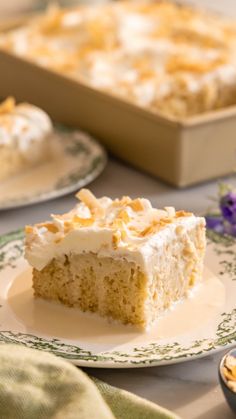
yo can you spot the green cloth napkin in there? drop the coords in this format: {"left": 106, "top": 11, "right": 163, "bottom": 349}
{"left": 0, "top": 344, "right": 180, "bottom": 419}
{"left": 95, "top": 379, "right": 179, "bottom": 419}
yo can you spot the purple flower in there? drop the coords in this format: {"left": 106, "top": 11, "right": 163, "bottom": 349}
{"left": 220, "top": 192, "right": 236, "bottom": 225}
{"left": 205, "top": 215, "right": 224, "bottom": 233}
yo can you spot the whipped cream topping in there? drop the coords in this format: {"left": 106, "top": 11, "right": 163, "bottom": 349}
{"left": 25, "top": 189, "right": 205, "bottom": 272}
{"left": 0, "top": 97, "right": 52, "bottom": 161}
{"left": 1, "top": 1, "right": 236, "bottom": 117}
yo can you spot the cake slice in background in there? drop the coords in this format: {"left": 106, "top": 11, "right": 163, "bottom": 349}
{"left": 0, "top": 97, "right": 52, "bottom": 181}
{"left": 25, "top": 189, "right": 206, "bottom": 329}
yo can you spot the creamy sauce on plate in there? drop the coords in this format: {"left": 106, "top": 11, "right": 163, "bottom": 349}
{"left": 7, "top": 267, "right": 225, "bottom": 348}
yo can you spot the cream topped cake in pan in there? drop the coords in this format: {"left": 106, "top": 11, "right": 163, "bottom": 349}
{"left": 0, "top": 97, "right": 52, "bottom": 181}
{"left": 25, "top": 189, "right": 206, "bottom": 329}
{"left": 1, "top": 1, "right": 236, "bottom": 118}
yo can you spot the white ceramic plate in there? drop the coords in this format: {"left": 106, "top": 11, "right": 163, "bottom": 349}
{"left": 0, "top": 126, "right": 106, "bottom": 210}
{"left": 0, "top": 229, "right": 235, "bottom": 368}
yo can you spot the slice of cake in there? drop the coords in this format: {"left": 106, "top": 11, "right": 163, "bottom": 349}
{"left": 25, "top": 189, "right": 206, "bottom": 329}
{"left": 0, "top": 97, "right": 52, "bottom": 181}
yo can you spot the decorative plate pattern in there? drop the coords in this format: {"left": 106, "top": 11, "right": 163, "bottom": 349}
{"left": 0, "top": 126, "right": 106, "bottom": 210}
{"left": 0, "top": 229, "right": 235, "bottom": 368}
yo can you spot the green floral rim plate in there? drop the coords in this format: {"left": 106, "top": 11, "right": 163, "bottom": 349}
{"left": 0, "top": 126, "right": 107, "bottom": 210}
{"left": 0, "top": 229, "right": 235, "bottom": 368}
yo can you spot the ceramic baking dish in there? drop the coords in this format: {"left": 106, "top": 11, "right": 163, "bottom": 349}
{"left": 0, "top": 18, "right": 236, "bottom": 187}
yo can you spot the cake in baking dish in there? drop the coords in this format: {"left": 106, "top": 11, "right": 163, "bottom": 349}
{"left": 0, "top": 97, "right": 52, "bottom": 181}
{"left": 1, "top": 1, "right": 236, "bottom": 118}
{"left": 25, "top": 189, "right": 206, "bottom": 328}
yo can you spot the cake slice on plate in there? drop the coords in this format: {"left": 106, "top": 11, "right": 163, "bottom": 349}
{"left": 25, "top": 189, "right": 206, "bottom": 329}
{"left": 0, "top": 97, "right": 52, "bottom": 181}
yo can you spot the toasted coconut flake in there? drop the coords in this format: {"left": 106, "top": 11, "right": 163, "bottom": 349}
{"left": 140, "top": 221, "right": 160, "bottom": 237}
{"left": 128, "top": 199, "right": 145, "bottom": 212}
{"left": 113, "top": 196, "right": 132, "bottom": 207}
{"left": 223, "top": 354, "right": 236, "bottom": 392}
{"left": 0, "top": 97, "right": 15, "bottom": 115}
{"left": 76, "top": 188, "right": 105, "bottom": 217}
{"left": 225, "top": 355, "right": 236, "bottom": 370}
{"left": 166, "top": 55, "right": 226, "bottom": 74}
{"left": 51, "top": 213, "right": 67, "bottom": 221}
{"left": 154, "top": 209, "right": 169, "bottom": 219}
{"left": 175, "top": 210, "right": 192, "bottom": 217}
{"left": 117, "top": 209, "right": 131, "bottom": 223}
{"left": 64, "top": 221, "right": 71, "bottom": 227}
{"left": 128, "top": 225, "right": 142, "bottom": 236}
{"left": 25, "top": 225, "right": 34, "bottom": 234}
{"left": 76, "top": 188, "right": 97, "bottom": 206}
{"left": 224, "top": 355, "right": 236, "bottom": 382}
{"left": 160, "top": 218, "right": 172, "bottom": 225}
{"left": 223, "top": 366, "right": 235, "bottom": 382}
{"left": 111, "top": 218, "right": 125, "bottom": 230}
{"left": 43, "top": 223, "right": 59, "bottom": 233}
{"left": 140, "top": 226, "right": 153, "bottom": 237}
{"left": 140, "top": 217, "right": 172, "bottom": 237}
{"left": 72, "top": 215, "right": 94, "bottom": 226}
{"left": 165, "top": 206, "right": 176, "bottom": 217}
{"left": 112, "top": 231, "right": 121, "bottom": 249}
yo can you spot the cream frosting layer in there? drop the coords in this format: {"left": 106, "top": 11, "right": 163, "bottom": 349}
{"left": 0, "top": 97, "right": 52, "bottom": 161}
{"left": 1, "top": 1, "right": 236, "bottom": 117}
{"left": 25, "top": 189, "right": 205, "bottom": 273}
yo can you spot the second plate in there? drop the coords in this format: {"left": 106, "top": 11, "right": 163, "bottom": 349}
{"left": 0, "top": 126, "right": 107, "bottom": 210}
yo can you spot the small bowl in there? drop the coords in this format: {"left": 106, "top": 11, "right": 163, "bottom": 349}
{"left": 219, "top": 348, "right": 236, "bottom": 413}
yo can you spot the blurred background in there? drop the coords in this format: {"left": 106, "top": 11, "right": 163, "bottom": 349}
{"left": 1, "top": 0, "right": 236, "bottom": 18}
{"left": 0, "top": 0, "right": 106, "bottom": 18}
{"left": 0, "top": 0, "right": 107, "bottom": 18}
